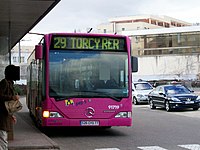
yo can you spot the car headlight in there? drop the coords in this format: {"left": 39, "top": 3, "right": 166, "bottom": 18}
{"left": 196, "top": 96, "right": 200, "bottom": 101}
{"left": 170, "top": 97, "right": 181, "bottom": 102}
{"left": 115, "top": 112, "right": 131, "bottom": 118}
{"left": 137, "top": 94, "right": 144, "bottom": 98}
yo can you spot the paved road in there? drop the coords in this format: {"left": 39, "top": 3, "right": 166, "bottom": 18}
{"left": 19, "top": 92, "right": 200, "bottom": 150}
{"left": 41, "top": 104, "right": 200, "bottom": 150}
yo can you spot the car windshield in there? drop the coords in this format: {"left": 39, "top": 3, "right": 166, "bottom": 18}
{"left": 134, "top": 83, "right": 153, "bottom": 90}
{"left": 165, "top": 86, "right": 191, "bottom": 95}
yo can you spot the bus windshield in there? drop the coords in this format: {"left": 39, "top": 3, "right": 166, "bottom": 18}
{"left": 49, "top": 50, "right": 129, "bottom": 100}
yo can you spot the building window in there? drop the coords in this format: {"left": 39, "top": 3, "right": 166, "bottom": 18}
{"left": 13, "top": 56, "right": 17, "bottom": 62}
{"left": 151, "top": 20, "right": 157, "bottom": 25}
{"left": 171, "top": 22, "right": 176, "bottom": 26}
{"left": 164, "top": 23, "right": 170, "bottom": 28}
{"left": 122, "top": 28, "right": 125, "bottom": 31}
{"left": 158, "top": 22, "right": 164, "bottom": 26}
{"left": 103, "top": 29, "right": 106, "bottom": 33}
{"left": 131, "top": 30, "right": 200, "bottom": 56}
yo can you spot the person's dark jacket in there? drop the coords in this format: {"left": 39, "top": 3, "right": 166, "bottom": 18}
{"left": 0, "top": 79, "right": 15, "bottom": 131}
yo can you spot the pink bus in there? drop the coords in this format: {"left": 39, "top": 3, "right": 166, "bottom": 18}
{"left": 27, "top": 33, "right": 138, "bottom": 128}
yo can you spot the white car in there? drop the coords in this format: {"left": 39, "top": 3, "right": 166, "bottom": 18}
{"left": 132, "top": 81, "right": 154, "bottom": 105}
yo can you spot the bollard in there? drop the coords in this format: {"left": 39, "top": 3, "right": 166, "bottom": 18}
{"left": 7, "top": 115, "right": 14, "bottom": 141}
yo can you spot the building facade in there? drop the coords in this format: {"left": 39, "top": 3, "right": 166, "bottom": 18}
{"left": 11, "top": 45, "right": 34, "bottom": 84}
{"left": 97, "top": 15, "right": 191, "bottom": 34}
{"left": 97, "top": 15, "right": 199, "bottom": 81}
{"left": 0, "top": 55, "right": 9, "bottom": 80}
{"left": 122, "top": 26, "right": 200, "bottom": 81}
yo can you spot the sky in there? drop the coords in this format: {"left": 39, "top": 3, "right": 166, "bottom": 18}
{"left": 22, "top": 0, "right": 200, "bottom": 45}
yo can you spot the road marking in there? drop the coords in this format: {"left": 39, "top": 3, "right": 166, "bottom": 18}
{"left": 137, "top": 146, "right": 167, "bottom": 150}
{"left": 178, "top": 144, "right": 200, "bottom": 149}
{"left": 95, "top": 148, "right": 120, "bottom": 150}
{"left": 95, "top": 144, "right": 200, "bottom": 150}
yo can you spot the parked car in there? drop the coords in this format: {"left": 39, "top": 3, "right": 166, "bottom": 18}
{"left": 132, "top": 81, "right": 154, "bottom": 104}
{"left": 148, "top": 84, "right": 200, "bottom": 111}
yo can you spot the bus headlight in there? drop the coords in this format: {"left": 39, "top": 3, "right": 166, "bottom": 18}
{"left": 43, "top": 111, "right": 63, "bottom": 118}
{"left": 43, "top": 111, "right": 50, "bottom": 118}
{"left": 115, "top": 112, "right": 131, "bottom": 118}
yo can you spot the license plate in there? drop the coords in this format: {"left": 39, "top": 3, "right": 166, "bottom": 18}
{"left": 80, "top": 121, "right": 99, "bottom": 126}
{"left": 185, "top": 101, "right": 194, "bottom": 104}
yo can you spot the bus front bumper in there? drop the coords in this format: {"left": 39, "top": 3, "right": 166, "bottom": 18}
{"left": 42, "top": 118, "right": 132, "bottom": 127}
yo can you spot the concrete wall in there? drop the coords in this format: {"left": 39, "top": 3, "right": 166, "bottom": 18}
{"left": 133, "top": 54, "right": 200, "bottom": 81}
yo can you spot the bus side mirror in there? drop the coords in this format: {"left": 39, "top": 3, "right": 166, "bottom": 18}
{"left": 131, "top": 56, "right": 138, "bottom": 72}
{"left": 35, "top": 44, "right": 43, "bottom": 59}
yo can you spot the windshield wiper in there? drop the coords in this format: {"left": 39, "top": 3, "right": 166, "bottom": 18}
{"left": 51, "top": 91, "right": 122, "bottom": 102}
{"left": 78, "top": 90, "right": 122, "bottom": 102}
{"left": 105, "top": 94, "right": 122, "bottom": 102}
{"left": 52, "top": 96, "right": 68, "bottom": 101}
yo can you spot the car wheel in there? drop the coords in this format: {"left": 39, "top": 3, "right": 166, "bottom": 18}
{"left": 193, "top": 107, "right": 199, "bottom": 111}
{"left": 149, "top": 99, "right": 156, "bottom": 109}
{"left": 165, "top": 101, "right": 171, "bottom": 112}
{"left": 133, "top": 97, "right": 138, "bottom": 105}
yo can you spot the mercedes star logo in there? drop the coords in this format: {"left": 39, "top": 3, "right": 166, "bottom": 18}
{"left": 85, "top": 107, "right": 95, "bottom": 118}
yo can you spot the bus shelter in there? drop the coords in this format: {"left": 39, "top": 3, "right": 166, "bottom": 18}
{"left": 0, "top": 0, "right": 60, "bottom": 140}
{"left": 0, "top": 0, "right": 60, "bottom": 79}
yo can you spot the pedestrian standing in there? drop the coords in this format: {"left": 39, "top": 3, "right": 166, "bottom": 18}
{"left": 0, "top": 65, "right": 20, "bottom": 150}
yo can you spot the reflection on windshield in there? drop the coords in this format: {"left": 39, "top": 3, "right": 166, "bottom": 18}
{"left": 165, "top": 86, "right": 191, "bottom": 95}
{"left": 134, "top": 83, "right": 153, "bottom": 90}
{"left": 49, "top": 50, "right": 129, "bottom": 100}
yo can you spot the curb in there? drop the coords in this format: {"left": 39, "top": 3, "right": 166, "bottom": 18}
{"left": 8, "top": 112, "right": 60, "bottom": 150}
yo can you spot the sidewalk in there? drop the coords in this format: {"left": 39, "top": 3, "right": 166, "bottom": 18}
{"left": 8, "top": 96, "right": 60, "bottom": 150}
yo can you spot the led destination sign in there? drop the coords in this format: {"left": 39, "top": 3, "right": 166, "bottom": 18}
{"left": 51, "top": 36, "right": 126, "bottom": 51}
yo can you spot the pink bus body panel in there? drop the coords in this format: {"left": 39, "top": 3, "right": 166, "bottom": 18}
{"left": 37, "top": 33, "right": 133, "bottom": 127}
{"left": 42, "top": 97, "right": 132, "bottom": 127}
